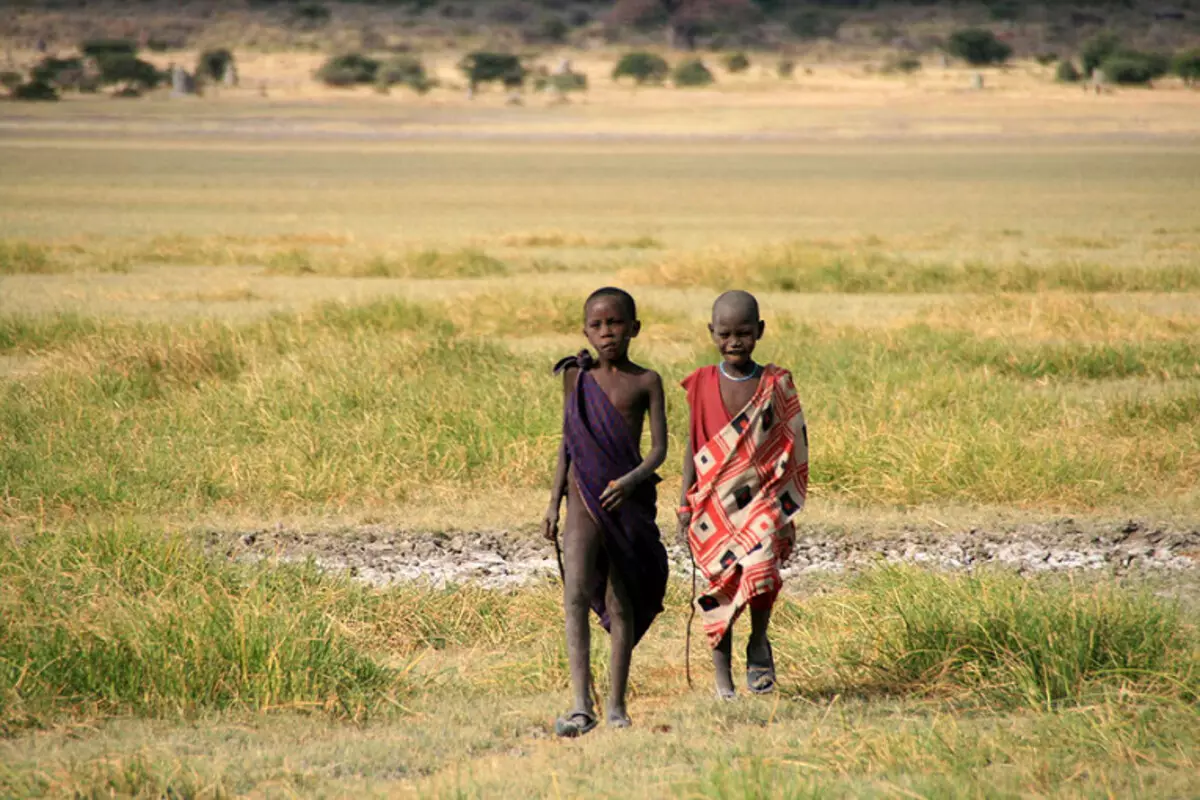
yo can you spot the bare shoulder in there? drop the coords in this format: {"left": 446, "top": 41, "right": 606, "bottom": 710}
{"left": 560, "top": 364, "right": 579, "bottom": 392}
{"left": 629, "top": 363, "right": 663, "bottom": 394}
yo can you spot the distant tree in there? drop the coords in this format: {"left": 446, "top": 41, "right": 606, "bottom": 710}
{"left": 196, "top": 48, "right": 235, "bottom": 83}
{"left": 610, "top": 0, "right": 761, "bottom": 51}
{"left": 612, "top": 51, "right": 670, "bottom": 84}
{"left": 459, "top": 52, "right": 526, "bottom": 92}
{"left": 946, "top": 28, "right": 1012, "bottom": 66}
{"left": 1172, "top": 49, "right": 1200, "bottom": 85}
{"left": 1100, "top": 51, "right": 1170, "bottom": 86}
{"left": 1081, "top": 32, "right": 1121, "bottom": 77}
{"left": 80, "top": 39, "right": 137, "bottom": 59}
{"left": 672, "top": 58, "right": 715, "bottom": 86}
{"left": 316, "top": 53, "right": 380, "bottom": 87}
{"left": 787, "top": 9, "right": 842, "bottom": 40}
{"left": 724, "top": 52, "right": 750, "bottom": 73}
{"left": 96, "top": 54, "right": 164, "bottom": 95}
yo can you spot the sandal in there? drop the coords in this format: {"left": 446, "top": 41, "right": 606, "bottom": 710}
{"left": 554, "top": 710, "right": 598, "bottom": 738}
{"left": 746, "top": 641, "right": 776, "bottom": 695}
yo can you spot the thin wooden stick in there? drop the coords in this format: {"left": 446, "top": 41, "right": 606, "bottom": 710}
{"left": 686, "top": 545, "right": 697, "bottom": 689}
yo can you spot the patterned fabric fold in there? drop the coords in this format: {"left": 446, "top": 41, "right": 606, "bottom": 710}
{"left": 555, "top": 352, "right": 668, "bottom": 645}
{"left": 683, "top": 365, "right": 808, "bottom": 647}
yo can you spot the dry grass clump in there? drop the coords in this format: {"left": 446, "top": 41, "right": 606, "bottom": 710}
{"left": 629, "top": 243, "right": 1200, "bottom": 294}
{"left": 497, "top": 231, "right": 663, "bottom": 250}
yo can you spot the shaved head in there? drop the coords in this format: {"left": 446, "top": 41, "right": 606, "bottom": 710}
{"left": 712, "top": 290, "right": 760, "bottom": 324}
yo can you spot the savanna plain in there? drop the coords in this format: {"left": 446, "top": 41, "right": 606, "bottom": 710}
{"left": 2, "top": 76, "right": 1200, "bottom": 798}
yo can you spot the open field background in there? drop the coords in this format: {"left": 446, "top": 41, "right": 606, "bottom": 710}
{"left": 3, "top": 15, "right": 1200, "bottom": 793}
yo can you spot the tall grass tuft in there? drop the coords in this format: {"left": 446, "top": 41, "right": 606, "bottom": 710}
{"left": 850, "top": 568, "right": 1192, "bottom": 708}
{"left": 0, "top": 524, "right": 404, "bottom": 731}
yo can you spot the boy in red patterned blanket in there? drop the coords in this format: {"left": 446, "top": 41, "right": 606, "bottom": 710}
{"left": 677, "top": 290, "right": 809, "bottom": 698}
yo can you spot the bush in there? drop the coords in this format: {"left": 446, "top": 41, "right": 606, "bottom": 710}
{"left": 31, "top": 56, "right": 86, "bottom": 90}
{"left": 787, "top": 10, "right": 842, "bottom": 40}
{"left": 1081, "top": 32, "right": 1121, "bottom": 76}
{"left": 524, "top": 14, "right": 569, "bottom": 43}
{"left": 946, "top": 28, "right": 1012, "bottom": 66}
{"left": 376, "top": 55, "right": 433, "bottom": 94}
{"left": 1056, "top": 60, "right": 1081, "bottom": 83}
{"left": 0, "top": 71, "right": 24, "bottom": 92}
{"left": 883, "top": 54, "right": 921, "bottom": 74}
{"left": 1175, "top": 49, "right": 1200, "bottom": 84}
{"left": 96, "top": 55, "right": 164, "bottom": 93}
{"left": 612, "top": 51, "right": 669, "bottom": 85}
{"left": 80, "top": 38, "right": 137, "bottom": 59}
{"left": 316, "top": 53, "right": 380, "bottom": 87}
{"left": 777, "top": 58, "right": 795, "bottom": 78}
{"left": 1035, "top": 52, "right": 1059, "bottom": 66}
{"left": 673, "top": 59, "right": 715, "bottom": 87}
{"left": 196, "top": 48, "right": 235, "bottom": 83}
{"left": 292, "top": 2, "right": 332, "bottom": 28}
{"left": 724, "top": 52, "right": 750, "bottom": 73}
{"left": 1101, "top": 51, "right": 1170, "bottom": 85}
{"left": 459, "top": 52, "right": 526, "bottom": 91}
{"left": 12, "top": 80, "right": 59, "bottom": 101}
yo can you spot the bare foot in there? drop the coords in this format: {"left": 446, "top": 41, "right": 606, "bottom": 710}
{"left": 607, "top": 706, "right": 632, "bottom": 728}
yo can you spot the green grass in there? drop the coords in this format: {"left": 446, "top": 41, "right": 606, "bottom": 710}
{"left": 0, "top": 523, "right": 404, "bottom": 733}
{"left": 2, "top": 293, "right": 1197, "bottom": 518}
{"left": 1, "top": 526, "right": 1196, "bottom": 795}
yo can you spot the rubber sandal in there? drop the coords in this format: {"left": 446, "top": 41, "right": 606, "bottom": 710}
{"left": 554, "top": 710, "right": 598, "bottom": 738}
{"left": 746, "top": 641, "right": 776, "bottom": 695}
{"left": 716, "top": 686, "right": 737, "bottom": 701}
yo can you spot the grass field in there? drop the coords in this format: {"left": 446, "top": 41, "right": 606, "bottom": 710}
{"left": 2, "top": 87, "right": 1199, "bottom": 796}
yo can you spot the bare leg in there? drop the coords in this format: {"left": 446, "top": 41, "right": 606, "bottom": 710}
{"left": 605, "top": 559, "right": 634, "bottom": 726}
{"left": 558, "top": 479, "right": 601, "bottom": 735}
{"left": 747, "top": 604, "right": 772, "bottom": 665}
{"left": 712, "top": 626, "right": 735, "bottom": 699}
{"left": 746, "top": 602, "right": 776, "bottom": 694}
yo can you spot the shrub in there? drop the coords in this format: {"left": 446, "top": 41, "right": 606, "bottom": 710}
{"left": 787, "top": 9, "right": 842, "bottom": 40}
{"left": 96, "top": 55, "right": 164, "bottom": 93}
{"left": 524, "top": 14, "right": 569, "bottom": 43}
{"left": 31, "top": 56, "right": 86, "bottom": 90}
{"left": 316, "top": 53, "right": 380, "bottom": 87}
{"left": 1175, "top": 48, "right": 1200, "bottom": 84}
{"left": 673, "top": 58, "right": 715, "bottom": 87}
{"left": 196, "top": 48, "right": 235, "bottom": 83}
{"left": 1101, "top": 51, "right": 1169, "bottom": 85}
{"left": 291, "top": 2, "right": 332, "bottom": 28}
{"left": 459, "top": 52, "right": 526, "bottom": 91}
{"left": 376, "top": 55, "right": 433, "bottom": 94}
{"left": 1035, "top": 52, "right": 1059, "bottom": 66}
{"left": 724, "top": 52, "right": 750, "bottom": 73}
{"left": 1056, "top": 60, "right": 1081, "bottom": 82}
{"left": 1081, "top": 32, "right": 1121, "bottom": 76}
{"left": 777, "top": 58, "right": 795, "bottom": 78}
{"left": 0, "top": 71, "right": 23, "bottom": 92}
{"left": 946, "top": 28, "right": 1012, "bottom": 66}
{"left": 12, "top": 80, "right": 59, "bottom": 101}
{"left": 612, "top": 51, "right": 669, "bottom": 85}
{"left": 80, "top": 38, "right": 137, "bottom": 59}
{"left": 883, "top": 54, "right": 921, "bottom": 74}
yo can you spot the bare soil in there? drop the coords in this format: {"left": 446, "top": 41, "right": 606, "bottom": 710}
{"left": 208, "top": 518, "right": 1200, "bottom": 591}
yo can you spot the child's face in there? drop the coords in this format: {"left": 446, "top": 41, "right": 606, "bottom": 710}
{"left": 709, "top": 308, "right": 764, "bottom": 368}
{"left": 584, "top": 296, "right": 639, "bottom": 362}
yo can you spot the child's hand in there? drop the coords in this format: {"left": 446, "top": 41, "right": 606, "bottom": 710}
{"left": 542, "top": 504, "right": 560, "bottom": 542}
{"left": 675, "top": 507, "right": 692, "bottom": 548}
{"left": 599, "top": 476, "right": 631, "bottom": 511}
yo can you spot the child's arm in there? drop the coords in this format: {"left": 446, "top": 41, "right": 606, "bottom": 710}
{"left": 542, "top": 438, "right": 570, "bottom": 541}
{"left": 599, "top": 371, "right": 667, "bottom": 511}
{"left": 543, "top": 368, "right": 575, "bottom": 541}
{"left": 676, "top": 437, "right": 696, "bottom": 546}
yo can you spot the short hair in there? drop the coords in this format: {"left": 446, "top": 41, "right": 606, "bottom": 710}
{"left": 584, "top": 286, "right": 637, "bottom": 321}
{"left": 711, "top": 290, "right": 760, "bottom": 322}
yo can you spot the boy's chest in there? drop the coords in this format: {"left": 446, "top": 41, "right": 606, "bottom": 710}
{"left": 590, "top": 374, "right": 646, "bottom": 418}
{"left": 719, "top": 377, "right": 760, "bottom": 416}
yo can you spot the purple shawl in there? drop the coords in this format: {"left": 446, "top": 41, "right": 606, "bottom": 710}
{"left": 554, "top": 351, "right": 668, "bottom": 646}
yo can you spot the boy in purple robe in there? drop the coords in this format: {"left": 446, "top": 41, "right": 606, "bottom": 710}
{"left": 543, "top": 287, "right": 669, "bottom": 737}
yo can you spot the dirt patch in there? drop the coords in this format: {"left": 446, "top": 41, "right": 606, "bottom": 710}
{"left": 208, "top": 518, "right": 1200, "bottom": 590}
